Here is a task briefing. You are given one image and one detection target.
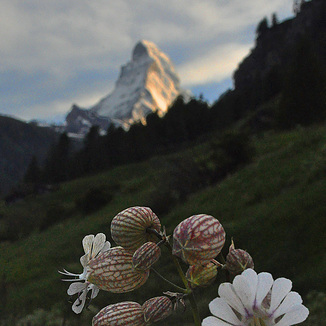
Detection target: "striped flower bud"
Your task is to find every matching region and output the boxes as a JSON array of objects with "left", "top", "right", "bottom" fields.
[
  {"left": 111, "top": 207, "right": 161, "bottom": 252},
  {"left": 142, "top": 296, "right": 173, "bottom": 324},
  {"left": 186, "top": 262, "right": 218, "bottom": 288},
  {"left": 87, "top": 246, "right": 149, "bottom": 293},
  {"left": 225, "top": 241, "right": 254, "bottom": 276},
  {"left": 92, "top": 302, "right": 145, "bottom": 326},
  {"left": 132, "top": 242, "right": 161, "bottom": 271},
  {"left": 172, "top": 214, "right": 225, "bottom": 265}
]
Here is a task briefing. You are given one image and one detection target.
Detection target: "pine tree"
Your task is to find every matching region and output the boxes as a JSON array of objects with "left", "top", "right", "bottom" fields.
[
  {"left": 276, "top": 38, "right": 326, "bottom": 129},
  {"left": 256, "top": 17, "right": 269, "bottom": 38}
]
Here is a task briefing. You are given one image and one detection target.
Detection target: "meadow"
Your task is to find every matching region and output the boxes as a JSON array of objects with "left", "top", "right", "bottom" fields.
[{"left": 0, "top": 124, "right": 326, "bottom": 325}]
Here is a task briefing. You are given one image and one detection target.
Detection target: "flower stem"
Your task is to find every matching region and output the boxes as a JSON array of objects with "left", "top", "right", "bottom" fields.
[
  {"left": 188, "top": 291, "right": 202, "bottom": 326},
  {"left": 165, "top": 240, "right": 201, "bottom": 326},
  {"left": 146, "top": 227, "right": 202, "bottom": 326},
  {"left": 151, "top": 267, "right": 187, "bottom": 293}
]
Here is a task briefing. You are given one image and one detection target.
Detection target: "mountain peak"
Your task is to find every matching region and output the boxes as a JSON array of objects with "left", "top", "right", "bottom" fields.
[
  {"left": 132, "top": 40, "right": 170, "bottom": 63},
  {"left": 64, "top": 40, "right": 189, "bottom": 136}
]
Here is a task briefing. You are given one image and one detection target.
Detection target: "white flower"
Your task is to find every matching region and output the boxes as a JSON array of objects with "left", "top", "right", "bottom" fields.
[
  {"left": 202, "top": 269, "right": 309, "bottom": 326},
  {"left": 59, "top": 233, "right": 111, "bottom": 314}
]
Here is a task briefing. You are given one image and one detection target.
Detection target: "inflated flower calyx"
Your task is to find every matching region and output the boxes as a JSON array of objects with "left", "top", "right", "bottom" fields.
[
  {"left": 186, "top": 262, "right": 218, "bottom": 288},
  {"left": 87, "top": 247, "right": 149, "bottom": 293},
  {"left": 172, "top": 214, "right": 225, "bottom": 265},
  {"left": 142, "top": 296, "right": 173, "bottom": 324},
  {"left": 92, "top": 302, "right": 145, "bottom": 326},
  {"left": 111, "top": 207, "right": 161, "bottom": 252},
  {"left": 132, "top": 242, "right": 161, "bottom": 271},
  {"left": 225, "top": 240, "right": 254, "bottom": 276}
]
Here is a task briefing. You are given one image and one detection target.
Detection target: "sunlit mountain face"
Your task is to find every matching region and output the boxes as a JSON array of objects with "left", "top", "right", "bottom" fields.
[{"left": 65, "top": 40, "right": 190, "bottom": 136}]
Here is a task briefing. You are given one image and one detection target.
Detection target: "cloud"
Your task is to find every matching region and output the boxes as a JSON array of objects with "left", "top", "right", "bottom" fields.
[
  {"left": 0, "top": 0, "right": 293, "bottom": 121},
  {"left": 178, "top": 43, "right": 251, "bottom": 86},
  {"left": 19, "top": 87, "right": 114, "bottom": 122}
]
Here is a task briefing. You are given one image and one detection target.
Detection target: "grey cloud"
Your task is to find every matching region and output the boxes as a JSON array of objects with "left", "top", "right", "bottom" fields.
[{"left": 0, "top": 0, "right": 293, "bottom": 120}]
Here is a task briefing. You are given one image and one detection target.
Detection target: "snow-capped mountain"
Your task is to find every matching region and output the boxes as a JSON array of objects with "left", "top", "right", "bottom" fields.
[{"left": 64, "top": 40, "right": 189, "bottom": 136}]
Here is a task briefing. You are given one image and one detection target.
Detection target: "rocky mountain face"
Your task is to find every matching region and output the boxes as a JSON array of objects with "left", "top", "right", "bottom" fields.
[{"left": 65, "top": 40, "right": 189, "bottom": 136}]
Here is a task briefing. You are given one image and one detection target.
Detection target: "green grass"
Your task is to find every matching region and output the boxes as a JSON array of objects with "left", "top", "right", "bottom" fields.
[{"left": 1, "top": 125, "right": 326, "bottom": 325}]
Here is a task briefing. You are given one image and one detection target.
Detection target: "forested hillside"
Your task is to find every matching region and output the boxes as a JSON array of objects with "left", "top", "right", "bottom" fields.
[
  {"left": 0, "top": 115, "right": 58, "bottom": 195},
  {"left": 0, "top": 124, "right": 326, "bottom": 325}
]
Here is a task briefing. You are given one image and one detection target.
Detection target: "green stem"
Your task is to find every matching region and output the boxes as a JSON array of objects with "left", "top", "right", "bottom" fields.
[
  {"left": 188, "top": 291, "right": 202, "bottom": 326},
  {"left": 146, "top": 227, "right": 202, "bottom": 326},
  {"left": 166, "top": 242, "right": 201, "bottom": 326},
  {"left": 151, "top": 267, "right": 187, "bottom": 293}
]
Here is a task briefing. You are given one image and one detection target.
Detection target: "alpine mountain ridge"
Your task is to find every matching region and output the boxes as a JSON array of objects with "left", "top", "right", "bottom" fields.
[{"left": 65, "top": 40, "right": 190, "bottom": 136}]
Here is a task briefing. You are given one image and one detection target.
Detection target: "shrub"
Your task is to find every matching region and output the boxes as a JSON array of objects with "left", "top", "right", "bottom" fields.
[{"left": 75, "top": 186, "right": 113, "bottom": 214}]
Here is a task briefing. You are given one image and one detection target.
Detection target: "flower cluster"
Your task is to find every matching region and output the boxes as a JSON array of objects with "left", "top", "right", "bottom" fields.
[{"left": 59, "top": 206, "right": 309, "bottom": 326}]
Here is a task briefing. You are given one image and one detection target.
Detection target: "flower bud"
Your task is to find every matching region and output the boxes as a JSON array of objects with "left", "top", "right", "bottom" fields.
[
  {"left": 111, "top": 207, "right": 161, "bottom": 252},
  {"left": 186, "top": 262, "right": 218, "bottom": 288},
  {"left": 132, "top": 242, "right": 161, "bottom": 271},
  {"left": 92, "top": 301, "right": 145, "bottom": 326},
  {"left": 142, "top": 296, "right": 173, "bottom": 324},
  {"left": 87, "top": 247, "right": 149, "bottom": 293},
  {"left": 225, "top": 241, "right": 254, "bottom": 276},
  {"left": 172, "top": 214, "right": 225, "bottom": 265}
]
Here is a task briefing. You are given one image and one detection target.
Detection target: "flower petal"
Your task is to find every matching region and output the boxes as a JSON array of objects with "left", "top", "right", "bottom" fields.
[
  {"left": 233, "top": 273, "right": 255, "bottom": 313},
  {"left": 100, "top": 241, "right": 111, "bottom": 253},
  {"left": 72, "top": 289, "right": 87, "bottom": 314},
  {"left": 89, "top": 284, "right": 100, "bottom": 298},
  {"left": 202, "top": 316, "right": 239, "bottom": 326},
  {"left": 269, "top": 278, "right": 292, "bottom": 313},
  {"left": 80, "top": 253, "right": 88, "bottom": 268},
  {"left": 82, "top": 234, "right": 94, "bottom": 256},
  {"left": 273, "top": 304, "right": 309, "bottom": 326},
  {"left": 255, "top": 272, "right": 273, "bottom": 308},
  {"left": 272, "top": 292, "right": 302, "bottom": 319},
  {"left": 241, "top": 269, "right": 258, "bottom": 303},
  {"left": 91, "top": 233, "right": 106, "bottom": 258},
  {"left": 67, "top": 282, "right": 87, "bottom": 295},
  {"left": 218, "top": 283, "right": 247, "bottom": 316},
  {"left": 209, "top": 297, "right": 242, "bottom": 325}
]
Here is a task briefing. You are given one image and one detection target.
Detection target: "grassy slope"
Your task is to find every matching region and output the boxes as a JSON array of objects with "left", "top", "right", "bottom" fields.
[{"left": 1, "top": 125, "right": 326, "bottom": 325}]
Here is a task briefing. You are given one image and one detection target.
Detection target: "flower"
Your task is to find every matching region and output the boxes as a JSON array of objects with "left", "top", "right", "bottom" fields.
[
  {"left": 132, "top": 242, "right": 161, "bottom": 271},
  {"left": 87, "top": 246, "right": 150, "bottom": 293},
  {"left": 111, "top": 206, "right": 161, "bottom": 252},
  {"left": 59, "top": 233, "right": 111, "bottom": 314},
  {"left": 142, "top": 296, "right": 173, "bottom": 324},
  {"left": 186, "top": 262, "right": 218, "bottom": 288},
  {"left": 202, "top": 269, "right": 309, "bottom": 326},
  {"left": 225, "top": 240, "right": 254, "bottom": 277},
  {"left": 173, "top": 214, "right": 225, "bottom": 265},
  {"left": 92, "top": 301, "right": 145, "bottom": 326}
]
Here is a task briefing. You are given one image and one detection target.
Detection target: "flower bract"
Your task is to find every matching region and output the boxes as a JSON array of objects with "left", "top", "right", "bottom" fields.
[
  {"left": 111, "top": 206, "right": 161, "bottom": 252},
  {"left": 173, "top": 214, "right": 225, "bottom": 265},
  {"left": 142, "top": 296, "right": 173, "bottom": 324},
  {"left": 225, "top": 241, "right": 254, "bottom": 277},
  {"left": 87, "top": 246, "right": 150, "bottom": 293},
  {"left": 92, "top": 301, "right": 145, "bottom": 326},
  {"left": 202, "top": 268, "right": 309, "bottom": 326}
]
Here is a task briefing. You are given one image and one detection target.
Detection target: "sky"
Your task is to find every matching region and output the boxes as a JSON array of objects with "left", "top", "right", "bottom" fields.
[{"left": 0, "top": 0, "right": 294, "bottom": 123}]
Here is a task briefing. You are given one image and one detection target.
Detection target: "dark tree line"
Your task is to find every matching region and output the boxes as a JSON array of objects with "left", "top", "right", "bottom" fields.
[{"left": 25, "top": 96, "right": 215, "bottom": 184}]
